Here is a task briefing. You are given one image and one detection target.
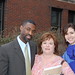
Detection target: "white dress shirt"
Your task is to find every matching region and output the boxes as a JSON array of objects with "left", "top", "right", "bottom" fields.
[{"left": 17, "top": 35, "right": 31, "bottom": 62}]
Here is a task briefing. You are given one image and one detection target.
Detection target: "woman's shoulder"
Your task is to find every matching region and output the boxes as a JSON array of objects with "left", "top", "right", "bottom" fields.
[
  {"left": 35, "top": 54, "right": 42, "bottom": 62},
  {"left": 55, "top": 55, "right": 66, "bottom": 64},
  {"left": 56, "top": 55, "right": 70, "bottom": 66},
  {"left": 56, "top": 55, "right": 64, "bottom": 61},
  {"left": 35, "top": 54, "right": 43, "bottom": 59}
]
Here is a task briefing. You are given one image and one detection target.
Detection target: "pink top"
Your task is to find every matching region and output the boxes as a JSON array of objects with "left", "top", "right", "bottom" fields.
[{"left": 32, "top": 54, "right": 74, "bottom": 75}]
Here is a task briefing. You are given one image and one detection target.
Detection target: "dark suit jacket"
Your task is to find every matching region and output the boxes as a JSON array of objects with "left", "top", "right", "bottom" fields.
[{"left": 0, "top": 38, "right": 37, "bottom": 75}]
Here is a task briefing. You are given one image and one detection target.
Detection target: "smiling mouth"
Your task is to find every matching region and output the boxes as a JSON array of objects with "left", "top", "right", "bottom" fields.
[
  {"left": 68, "top": 39, "right": 73, "bottom": 41},
  {"left": 26, "top": 35, "right": 32, "bottom": 39},
  {"left": 45, "top": 48, "right": 50, "bottom": 50},
  {"left": 27, "top": 35, "right": 31, "bottom": 39}
]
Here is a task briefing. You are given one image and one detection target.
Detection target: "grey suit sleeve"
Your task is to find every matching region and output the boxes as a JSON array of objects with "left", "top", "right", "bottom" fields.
[{"left": 0, "top": 46, "right": 8, "bottom": 75}]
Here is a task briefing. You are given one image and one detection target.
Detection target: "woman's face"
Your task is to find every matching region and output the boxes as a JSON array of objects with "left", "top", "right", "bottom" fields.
[
  {"left": 41, "top": 38, "right": 55, "bottom": 55},
  {"left": 65, "top": 27, "right": 75, "bottom": 45}
]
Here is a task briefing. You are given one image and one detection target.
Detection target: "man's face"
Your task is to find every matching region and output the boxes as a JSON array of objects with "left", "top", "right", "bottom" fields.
[{"left": 20, "top": 23, "right": 36, "bottom": 43}]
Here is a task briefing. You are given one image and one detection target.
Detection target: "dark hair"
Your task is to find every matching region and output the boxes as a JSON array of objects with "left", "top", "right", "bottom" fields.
[
  {"left": 22, "top": 20, "right": 36, "bottom": 26},
  {"left": 62, "top": 23, "right": 75, "bottom": 45},
  {"left": 38, "top": 32, "right": 59, "bottom": 55},
  {"left": 62, "top": 23, "right": 75, "bottom": 36}
]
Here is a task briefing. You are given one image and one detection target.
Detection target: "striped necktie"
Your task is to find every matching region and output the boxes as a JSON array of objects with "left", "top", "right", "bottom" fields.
[{"left": 25, "top": 45, "right": 31, "bottom": 75}]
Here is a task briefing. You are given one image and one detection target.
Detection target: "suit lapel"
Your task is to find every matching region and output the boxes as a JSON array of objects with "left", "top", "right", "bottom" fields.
[
  {"left": 13, "top": 39, "right": 36, "bottom": 67},
  {"left": 13, "top": 39, "right": 25, "bottom": 62}
]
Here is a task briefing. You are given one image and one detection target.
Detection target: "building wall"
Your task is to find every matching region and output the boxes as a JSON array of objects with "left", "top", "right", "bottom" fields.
[{"left": 3, "top": 0, "right": 75, "bottom": 36}]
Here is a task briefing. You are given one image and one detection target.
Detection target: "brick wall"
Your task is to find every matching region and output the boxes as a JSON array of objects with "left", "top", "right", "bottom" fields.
[{"left": 3, "top": 0, "right": 75, "bottom": 36}]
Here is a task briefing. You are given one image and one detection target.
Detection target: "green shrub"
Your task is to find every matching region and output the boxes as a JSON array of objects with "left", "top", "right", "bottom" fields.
[{"left": 0, "top": 37, "right": 14, "bottom": 45}]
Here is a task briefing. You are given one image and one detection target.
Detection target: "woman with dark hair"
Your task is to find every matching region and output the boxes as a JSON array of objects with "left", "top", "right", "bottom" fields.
[
  {"left": 32, "top": 32, "right": 74, "bottom": 75},
  {"left": 62, "top": 23, "right": 75, "bottom": 73}
]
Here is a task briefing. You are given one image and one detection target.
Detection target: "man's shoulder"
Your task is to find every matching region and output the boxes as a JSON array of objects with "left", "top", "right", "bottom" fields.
[{"left": 1, "top": 39, "right": 17, "bottom": 48}]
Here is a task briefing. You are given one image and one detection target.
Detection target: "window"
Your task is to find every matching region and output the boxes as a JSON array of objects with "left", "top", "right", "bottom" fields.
[
  {"left": 68, "top": 11, "right": 75, "bottom": 24},
  {"left": 51, "top": 7, "right": 62, "bottom": 31},
  {"left": 58, "top": 0, "right": 75, "bottom": 3},
  {"left": 63, "top": 0, "right": 69, "bottom": 1},
  {"left": 0, "top": 1, "right": 4, "bottom": 35}
]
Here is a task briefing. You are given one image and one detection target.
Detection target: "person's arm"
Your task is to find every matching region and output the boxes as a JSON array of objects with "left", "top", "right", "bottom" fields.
[
  {"left": 0, "top": 47, "right": 8, "bottom": 75},
  {"left": 62, "top": 61, "right": 74, "bottom": 75},
  {"left": 32, "top": 55, "right": 39, "bottom": 75},
  {"left": 69, "top": 61, "right": 75, "bottom": 73},
  {"left": 62, "top": 51, "right": 67, "bottom": 59}
]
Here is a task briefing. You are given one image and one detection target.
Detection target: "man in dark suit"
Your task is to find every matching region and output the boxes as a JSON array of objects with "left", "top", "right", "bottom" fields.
[{"left": 0, "top": 20, "right": 37, "bottom": 75}]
